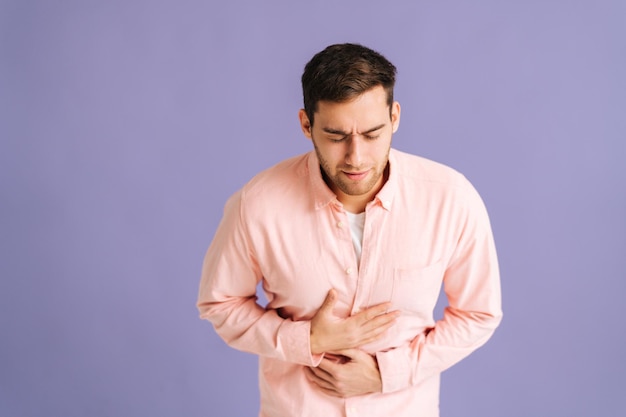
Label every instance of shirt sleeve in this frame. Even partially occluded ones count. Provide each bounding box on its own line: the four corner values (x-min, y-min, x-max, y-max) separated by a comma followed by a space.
197, 190, 323, 367
375, 182, 503, 393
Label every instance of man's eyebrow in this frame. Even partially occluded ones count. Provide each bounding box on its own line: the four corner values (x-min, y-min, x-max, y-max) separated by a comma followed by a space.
321, 124, 386, 136
362, 124, 386, 134
321, 127, 348, 136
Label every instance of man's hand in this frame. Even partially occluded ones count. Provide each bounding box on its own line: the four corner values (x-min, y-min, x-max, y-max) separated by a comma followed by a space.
305, 348, 383, 397
310, 289, 399, 355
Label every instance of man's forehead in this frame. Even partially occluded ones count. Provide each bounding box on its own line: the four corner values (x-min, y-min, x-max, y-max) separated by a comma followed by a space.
314, 104, 391, 131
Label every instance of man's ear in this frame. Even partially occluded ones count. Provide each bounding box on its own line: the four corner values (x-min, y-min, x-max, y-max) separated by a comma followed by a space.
391, 101, 401, 133
298, 109, 313, 139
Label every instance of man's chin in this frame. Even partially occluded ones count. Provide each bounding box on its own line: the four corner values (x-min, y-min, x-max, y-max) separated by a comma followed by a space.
337, 184, 374, 197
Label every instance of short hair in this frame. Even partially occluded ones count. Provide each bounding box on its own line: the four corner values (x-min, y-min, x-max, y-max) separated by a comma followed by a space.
301, 43, 397, 126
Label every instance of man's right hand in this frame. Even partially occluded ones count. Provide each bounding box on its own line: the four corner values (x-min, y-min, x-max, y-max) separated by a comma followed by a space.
310, 289, 399, 355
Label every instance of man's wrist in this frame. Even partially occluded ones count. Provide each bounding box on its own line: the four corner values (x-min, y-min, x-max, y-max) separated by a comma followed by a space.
310, 328, 323, 355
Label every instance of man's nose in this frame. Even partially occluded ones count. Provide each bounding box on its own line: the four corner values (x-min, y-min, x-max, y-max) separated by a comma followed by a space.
345, 137, 363, 167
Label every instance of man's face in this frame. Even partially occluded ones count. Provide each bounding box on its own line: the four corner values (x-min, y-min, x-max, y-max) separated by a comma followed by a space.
299, 86, 401, 210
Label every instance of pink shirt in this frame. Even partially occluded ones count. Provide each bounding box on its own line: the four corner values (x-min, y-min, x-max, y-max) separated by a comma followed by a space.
198, 149, 502, 417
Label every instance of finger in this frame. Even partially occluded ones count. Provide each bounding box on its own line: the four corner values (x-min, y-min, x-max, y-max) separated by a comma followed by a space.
349, 312, 397, 342
365, 321, 395, 339
317, 357, 340, 373
332, 348, 359, 358
338, 312, 398, 348
355, 303, 397, 323
306, 366, 335, 387
360, 302, 392, 318
362, 310, 400, 330
313, 384, 344, 398
324, 353, 348, 363
351, 323, 394, 346
319, 289, 338, 314
333, 348, 372, 363
305, 368, 344, 397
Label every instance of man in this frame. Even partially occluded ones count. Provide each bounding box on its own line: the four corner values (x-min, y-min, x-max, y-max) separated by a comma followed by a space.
197, 43, 502, 417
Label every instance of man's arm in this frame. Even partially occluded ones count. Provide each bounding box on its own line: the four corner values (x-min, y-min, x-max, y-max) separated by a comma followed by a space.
376, 182, 502, 393
198, 190, 398, 366
306, 182, 502, 396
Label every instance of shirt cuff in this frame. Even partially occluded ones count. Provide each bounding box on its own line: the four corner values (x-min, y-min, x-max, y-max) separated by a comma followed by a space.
376, 346, 412, 393
277, 319, 324, 366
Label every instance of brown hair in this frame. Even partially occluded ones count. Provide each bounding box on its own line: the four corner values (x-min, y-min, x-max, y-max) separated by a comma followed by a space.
301, 43, 397, 126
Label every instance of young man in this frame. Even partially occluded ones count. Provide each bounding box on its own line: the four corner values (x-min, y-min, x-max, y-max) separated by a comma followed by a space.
197, 43, 502, 417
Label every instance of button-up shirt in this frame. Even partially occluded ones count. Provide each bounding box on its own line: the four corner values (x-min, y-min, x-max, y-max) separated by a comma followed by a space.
197, 148, 502, 417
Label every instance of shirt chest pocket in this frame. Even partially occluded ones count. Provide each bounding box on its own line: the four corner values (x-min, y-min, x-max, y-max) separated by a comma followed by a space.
391, 261, 445, 315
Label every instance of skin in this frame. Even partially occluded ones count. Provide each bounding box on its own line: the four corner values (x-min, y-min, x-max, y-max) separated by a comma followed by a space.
309, 289, 399, 355
299, 86, 402, 397
305, 349, 382, 398
307, 291, 398, 397
298, 85, 401, 214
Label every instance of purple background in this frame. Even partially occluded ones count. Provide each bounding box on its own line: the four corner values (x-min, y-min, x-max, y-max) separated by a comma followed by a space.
1, 1, 625, 416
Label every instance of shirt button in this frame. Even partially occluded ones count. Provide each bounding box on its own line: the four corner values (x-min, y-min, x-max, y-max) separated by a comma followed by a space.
337, 221, 344, 228
345, 267, 353, 275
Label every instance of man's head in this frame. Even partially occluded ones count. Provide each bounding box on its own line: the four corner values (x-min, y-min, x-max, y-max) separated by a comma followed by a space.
301, 43, 397, 127
298, 44, 400, 213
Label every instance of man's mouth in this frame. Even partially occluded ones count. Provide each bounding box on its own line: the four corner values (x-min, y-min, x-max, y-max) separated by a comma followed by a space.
343, 170, 370, 181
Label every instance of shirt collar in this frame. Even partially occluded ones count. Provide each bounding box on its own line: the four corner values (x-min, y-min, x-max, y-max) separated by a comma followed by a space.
307, 151, 338, 210
376, 149, 396, 211
306, 149, 397, 212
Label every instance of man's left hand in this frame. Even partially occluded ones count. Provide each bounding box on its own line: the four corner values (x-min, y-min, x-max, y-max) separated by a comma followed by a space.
305, 348, 382, 398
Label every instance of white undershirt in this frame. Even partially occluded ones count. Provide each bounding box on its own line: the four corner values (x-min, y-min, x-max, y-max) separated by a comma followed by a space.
345, 211, 366, 264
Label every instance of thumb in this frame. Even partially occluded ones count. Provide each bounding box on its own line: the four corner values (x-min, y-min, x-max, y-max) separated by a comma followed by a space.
333, 348, 368, 362
319, 289, 338, 313
333, 348, 359, 358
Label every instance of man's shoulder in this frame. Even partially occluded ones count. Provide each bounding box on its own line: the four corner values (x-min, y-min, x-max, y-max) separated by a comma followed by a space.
240, 152, 311, 200
391, 148, 467, 187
